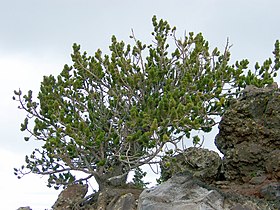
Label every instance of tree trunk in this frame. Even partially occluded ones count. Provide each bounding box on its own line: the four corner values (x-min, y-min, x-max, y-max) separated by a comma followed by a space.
94, 164, 129, 209
96, 186, 143, 210
94, 164, 128, 191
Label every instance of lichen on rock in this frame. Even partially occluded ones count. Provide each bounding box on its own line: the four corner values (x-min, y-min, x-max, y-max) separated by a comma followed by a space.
160, 147, 222, 183
215, 84, 280, 182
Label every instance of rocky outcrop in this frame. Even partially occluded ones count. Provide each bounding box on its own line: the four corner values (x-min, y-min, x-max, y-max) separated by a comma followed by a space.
138, 171, 224, 210
160, 147, 222, 183
260, 182, 280, 201
215, 84, 280, 182
50, 183, 142, 210
20, 84, 280, 209
145, 84, 280, 210
108, 193, 137, 210
52, 183, 88, 210
137, 171, 276, 210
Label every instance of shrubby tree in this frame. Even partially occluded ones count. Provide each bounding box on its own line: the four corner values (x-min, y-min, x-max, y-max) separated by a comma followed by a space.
13, 16, 279, 193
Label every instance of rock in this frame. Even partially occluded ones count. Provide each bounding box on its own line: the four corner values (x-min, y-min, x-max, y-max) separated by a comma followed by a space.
17, 207, 32, 210
230, 203, 259, 210
242, 82, 278, 97
107, 193, 137, 210
260, 182, 280, 201
160, 147, 222, 183
249, 175, 267, 185
52, 183, 88, 210
266, 82, 278, 89
95, 186, 142, 210
137, 172, 275, 210
138, 171, 224, 210
265, 149, 280, 179
215, 85, 280, 182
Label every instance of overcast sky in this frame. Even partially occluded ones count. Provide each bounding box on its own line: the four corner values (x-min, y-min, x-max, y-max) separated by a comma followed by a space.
1, 0, 280, 209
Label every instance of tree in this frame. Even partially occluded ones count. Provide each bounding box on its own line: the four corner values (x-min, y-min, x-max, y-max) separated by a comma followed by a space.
13, 16, 279, 194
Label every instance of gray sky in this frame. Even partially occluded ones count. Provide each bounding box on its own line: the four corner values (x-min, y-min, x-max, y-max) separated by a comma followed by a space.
1, 0, 280, 209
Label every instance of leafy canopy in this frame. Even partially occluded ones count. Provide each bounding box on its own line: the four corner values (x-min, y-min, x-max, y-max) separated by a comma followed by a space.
13, 16, 280, 190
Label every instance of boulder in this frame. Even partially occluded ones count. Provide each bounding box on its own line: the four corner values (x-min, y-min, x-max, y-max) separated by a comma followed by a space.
107, 193, 137, 210
50, 182, 142, 210
138, 171, 224, 210
52, 183, 88, 210
215, 84, 280, 182
160, 147, 222, 183
137, 171, 274, 210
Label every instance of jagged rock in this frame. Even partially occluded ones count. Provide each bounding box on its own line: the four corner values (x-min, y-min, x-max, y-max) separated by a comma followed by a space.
215, 85, 280, 182
49, 183, 142, 210
260, 182, 280, 201
138, 171, 224, 210
160, 147, 222, 183
107, 193, 137, 210
265, 149, 280, 179
137, 171, 275, 210
52, 183, 88, 210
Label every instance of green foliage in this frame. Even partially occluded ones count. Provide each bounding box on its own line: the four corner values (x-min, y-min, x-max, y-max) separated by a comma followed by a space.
132, 167, 149, 189
13, 15, 280, 190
